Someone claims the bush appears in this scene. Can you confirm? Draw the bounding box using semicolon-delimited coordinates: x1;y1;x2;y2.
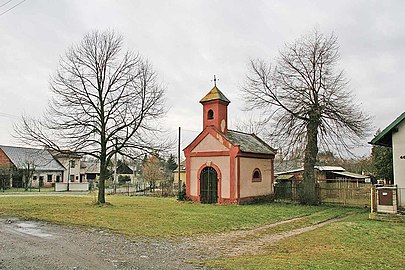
177;183;188;201
118;175;131;184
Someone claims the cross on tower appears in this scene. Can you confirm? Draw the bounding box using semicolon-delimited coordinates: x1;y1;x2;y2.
211;75;218;87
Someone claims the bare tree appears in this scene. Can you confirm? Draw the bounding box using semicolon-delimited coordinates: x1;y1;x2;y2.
21;160;36;191
15;30;166;204
232;115;268;138
142;154;164;192
243;29;371;204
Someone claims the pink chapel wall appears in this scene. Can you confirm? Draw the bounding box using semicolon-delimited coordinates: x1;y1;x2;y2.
192;133;230;152
189;156;231;199
239;157;273;198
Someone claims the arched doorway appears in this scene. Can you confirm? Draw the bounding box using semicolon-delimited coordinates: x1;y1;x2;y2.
200;167;218;204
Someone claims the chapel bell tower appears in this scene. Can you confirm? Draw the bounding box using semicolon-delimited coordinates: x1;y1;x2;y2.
200;76;230;133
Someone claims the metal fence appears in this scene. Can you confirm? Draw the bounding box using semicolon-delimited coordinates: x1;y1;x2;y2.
105;181;177;197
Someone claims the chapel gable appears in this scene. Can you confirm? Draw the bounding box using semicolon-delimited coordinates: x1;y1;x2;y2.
192;133;230;152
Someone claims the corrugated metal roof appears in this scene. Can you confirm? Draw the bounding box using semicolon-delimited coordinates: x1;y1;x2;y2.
331;171;369;179
277;165;346;175
223;130;276;155
199;86;230;103
0;145;65;171
276;174;294;180
315;166;345;171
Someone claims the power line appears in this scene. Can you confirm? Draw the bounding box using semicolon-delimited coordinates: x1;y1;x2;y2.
0;0;26;17
182;128;200;133
0;0;13;8
0;112;19;119
168;128;200;134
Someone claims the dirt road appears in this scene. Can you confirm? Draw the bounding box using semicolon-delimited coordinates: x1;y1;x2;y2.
0;218;209;270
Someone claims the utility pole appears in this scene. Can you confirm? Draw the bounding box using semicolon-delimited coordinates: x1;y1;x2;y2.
178;127;182;195
67;159;71;191
114;137;118;194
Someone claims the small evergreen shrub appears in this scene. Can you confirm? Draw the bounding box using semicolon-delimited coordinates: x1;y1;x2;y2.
177;183;188;201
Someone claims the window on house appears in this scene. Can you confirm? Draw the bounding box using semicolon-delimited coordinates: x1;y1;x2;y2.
47;175;52;182
252;168;262;182
207;109;214;120
56;175;61;182
70;175;74;182
33;176;37;181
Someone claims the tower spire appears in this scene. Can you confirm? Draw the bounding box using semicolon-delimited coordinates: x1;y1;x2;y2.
200;78;230;133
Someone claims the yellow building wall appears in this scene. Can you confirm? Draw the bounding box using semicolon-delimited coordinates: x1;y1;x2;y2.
173;171;186;185
239;157;273;198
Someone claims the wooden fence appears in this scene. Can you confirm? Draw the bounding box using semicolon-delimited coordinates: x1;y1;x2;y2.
274;180;371;207
318;182;371;207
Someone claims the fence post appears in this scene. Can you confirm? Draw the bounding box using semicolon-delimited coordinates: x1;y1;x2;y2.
343;180;347;206
370;185;375;213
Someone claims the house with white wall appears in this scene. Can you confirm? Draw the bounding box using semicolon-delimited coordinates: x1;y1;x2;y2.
370;112;405;207
0;145;100;191
0;145;65;188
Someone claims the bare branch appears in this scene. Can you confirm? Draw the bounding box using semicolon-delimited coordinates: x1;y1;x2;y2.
242;29;371;204
14;30;167;203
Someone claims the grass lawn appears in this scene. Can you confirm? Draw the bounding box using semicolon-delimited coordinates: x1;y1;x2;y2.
0;195;351;237
206;212;405;270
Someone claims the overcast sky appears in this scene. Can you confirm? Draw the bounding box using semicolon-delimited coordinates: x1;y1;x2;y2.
0;0;404;157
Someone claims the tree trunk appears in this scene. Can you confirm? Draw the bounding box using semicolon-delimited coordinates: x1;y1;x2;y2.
24;175;28;191
301;114;320;205
98;147;107;204
98;97;107;204
98;162;107;204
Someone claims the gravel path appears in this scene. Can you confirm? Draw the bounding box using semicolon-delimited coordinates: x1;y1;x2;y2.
186;216;345;258
0;218;213;270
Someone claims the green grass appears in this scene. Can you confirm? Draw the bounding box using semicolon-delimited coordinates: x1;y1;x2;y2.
206;213;405;270
0;195;338;237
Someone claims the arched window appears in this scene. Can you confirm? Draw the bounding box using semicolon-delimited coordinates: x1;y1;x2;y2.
252;168;262;182
207;109;214;120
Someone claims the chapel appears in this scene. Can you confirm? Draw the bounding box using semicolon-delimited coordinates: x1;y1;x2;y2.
183;82;276;204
